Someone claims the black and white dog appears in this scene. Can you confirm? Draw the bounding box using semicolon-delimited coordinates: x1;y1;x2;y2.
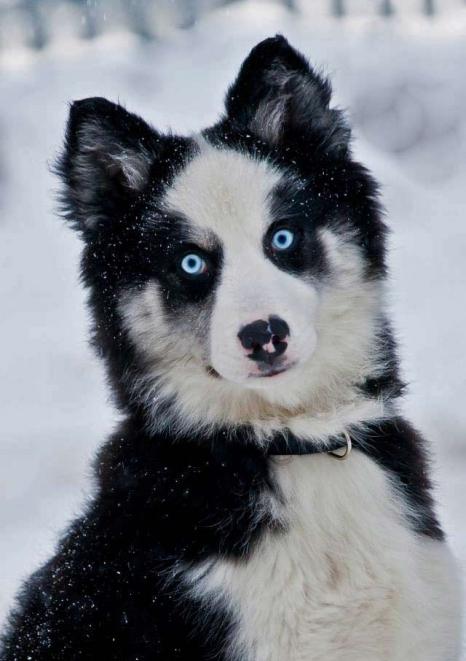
1;36;461;660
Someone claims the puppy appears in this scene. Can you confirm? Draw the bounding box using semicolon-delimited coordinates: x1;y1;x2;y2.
1;36;461;661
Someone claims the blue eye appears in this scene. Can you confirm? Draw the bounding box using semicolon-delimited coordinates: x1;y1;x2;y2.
180;253;207;276
271;228;295;251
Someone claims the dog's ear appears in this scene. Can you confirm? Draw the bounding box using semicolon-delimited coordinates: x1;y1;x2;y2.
56;97;162;234
225;35;350;156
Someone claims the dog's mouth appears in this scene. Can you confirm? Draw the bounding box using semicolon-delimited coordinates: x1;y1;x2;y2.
257;366;289;378
206;365;222;379
205;363;295;381
248;360;297;379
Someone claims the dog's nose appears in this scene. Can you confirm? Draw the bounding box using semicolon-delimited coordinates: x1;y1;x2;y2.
238;316;290;364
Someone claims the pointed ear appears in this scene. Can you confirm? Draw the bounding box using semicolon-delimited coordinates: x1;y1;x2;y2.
56;97;162;233
225;35;350;156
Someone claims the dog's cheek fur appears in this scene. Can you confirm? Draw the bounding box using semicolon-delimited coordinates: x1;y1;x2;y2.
118;280;214;390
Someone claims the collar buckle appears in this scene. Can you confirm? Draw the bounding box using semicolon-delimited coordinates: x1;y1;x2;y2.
328;430;352;460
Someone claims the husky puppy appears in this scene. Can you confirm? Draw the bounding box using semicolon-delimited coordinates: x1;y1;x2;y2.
1;36;461;661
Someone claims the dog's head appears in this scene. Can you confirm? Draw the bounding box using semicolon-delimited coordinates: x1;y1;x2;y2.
58;36;397;438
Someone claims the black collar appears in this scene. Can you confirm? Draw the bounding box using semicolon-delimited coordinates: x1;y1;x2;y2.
267;431;351;457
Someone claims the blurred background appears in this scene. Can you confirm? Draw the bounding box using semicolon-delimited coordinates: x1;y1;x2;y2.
0;0;465;648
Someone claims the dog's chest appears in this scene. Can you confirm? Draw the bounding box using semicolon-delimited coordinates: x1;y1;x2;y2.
189;452;417;661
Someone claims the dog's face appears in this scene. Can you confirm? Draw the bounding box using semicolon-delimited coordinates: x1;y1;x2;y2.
58;36;389;436
160;144;320;385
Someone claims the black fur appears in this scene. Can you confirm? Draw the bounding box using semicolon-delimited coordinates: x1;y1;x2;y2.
224;35;350;157
1;36;442;660
1;421;276;660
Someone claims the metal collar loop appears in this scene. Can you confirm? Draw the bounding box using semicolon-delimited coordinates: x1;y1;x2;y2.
328;430;352;460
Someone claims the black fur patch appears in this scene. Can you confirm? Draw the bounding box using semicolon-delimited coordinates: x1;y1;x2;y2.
358;319;405;401
56;97;172;235
357;418;444;541
264;178;330;279
0;421;278;660
224;35;350;157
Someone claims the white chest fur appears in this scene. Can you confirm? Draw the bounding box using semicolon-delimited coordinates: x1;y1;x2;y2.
186;451;461;661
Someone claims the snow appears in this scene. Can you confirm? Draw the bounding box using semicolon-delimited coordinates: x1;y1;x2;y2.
0;0;465;648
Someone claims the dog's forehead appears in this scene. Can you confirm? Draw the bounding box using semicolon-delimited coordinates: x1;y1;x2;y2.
163;141;281;246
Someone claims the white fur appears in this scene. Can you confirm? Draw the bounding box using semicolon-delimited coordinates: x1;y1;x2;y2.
164;139;281;241
184;452;462;661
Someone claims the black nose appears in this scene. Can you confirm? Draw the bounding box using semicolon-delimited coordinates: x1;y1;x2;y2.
238;316;290;364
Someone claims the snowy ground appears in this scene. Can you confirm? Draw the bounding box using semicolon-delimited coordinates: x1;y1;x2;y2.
0;0;465;649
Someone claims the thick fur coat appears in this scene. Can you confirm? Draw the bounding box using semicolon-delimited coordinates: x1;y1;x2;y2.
0;36;461;660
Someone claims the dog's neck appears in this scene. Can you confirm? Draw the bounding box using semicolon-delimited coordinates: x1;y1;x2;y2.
129;369;394;450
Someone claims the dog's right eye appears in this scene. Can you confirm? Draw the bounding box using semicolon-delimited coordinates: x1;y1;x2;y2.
271;228;295;252
179;253;208;278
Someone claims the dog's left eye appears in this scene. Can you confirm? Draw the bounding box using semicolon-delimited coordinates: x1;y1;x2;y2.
180;253;207;277
271;228;295;251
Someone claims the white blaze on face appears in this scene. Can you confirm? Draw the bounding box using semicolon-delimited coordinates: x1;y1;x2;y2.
164;141;319;386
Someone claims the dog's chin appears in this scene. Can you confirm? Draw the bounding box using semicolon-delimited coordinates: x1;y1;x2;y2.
248;361;297;380
206;359;299;388
244;360;301;393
